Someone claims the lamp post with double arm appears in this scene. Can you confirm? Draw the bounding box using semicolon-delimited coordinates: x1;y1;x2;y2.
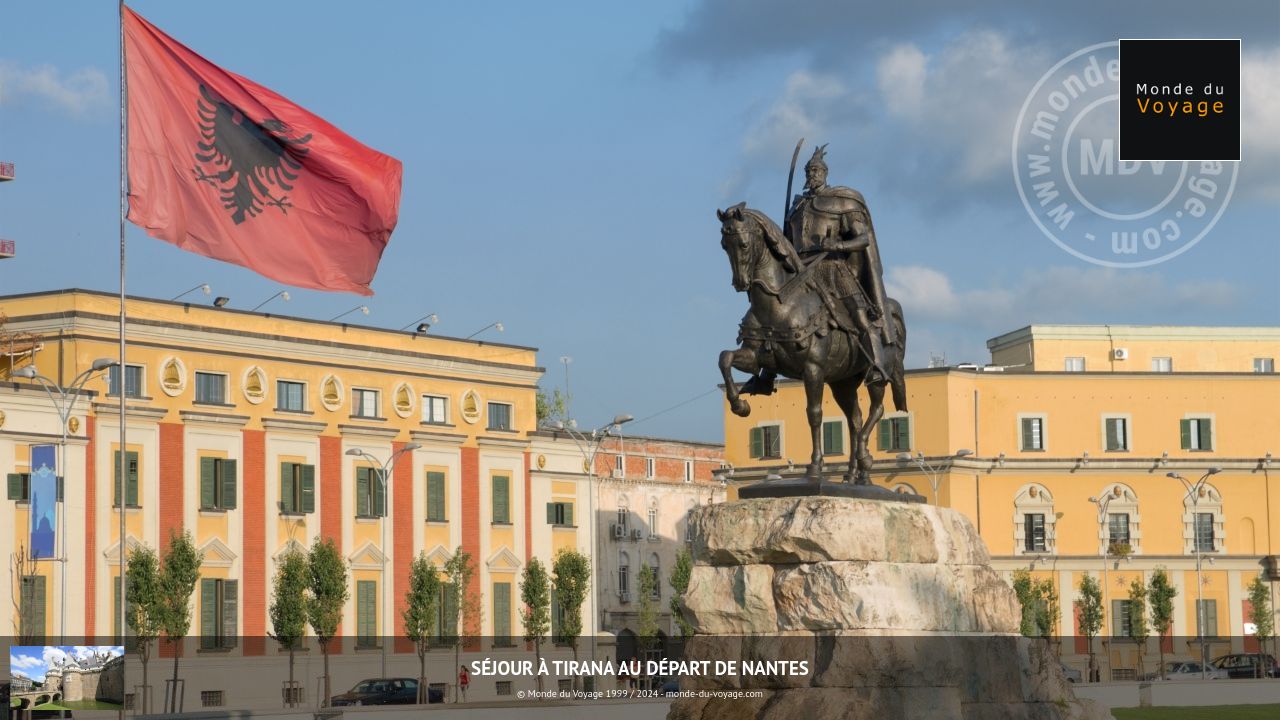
1167;467;1222;678
895;449;973;504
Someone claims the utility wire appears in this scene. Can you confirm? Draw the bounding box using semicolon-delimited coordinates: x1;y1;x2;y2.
628;385;722;428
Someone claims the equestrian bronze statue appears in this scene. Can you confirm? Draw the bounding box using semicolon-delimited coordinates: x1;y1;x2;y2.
718;144;910;495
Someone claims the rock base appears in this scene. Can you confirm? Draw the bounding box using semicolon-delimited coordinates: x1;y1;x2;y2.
668;497;1112;720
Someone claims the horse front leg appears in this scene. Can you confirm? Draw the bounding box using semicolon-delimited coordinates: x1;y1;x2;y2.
802;363;825;482
719;347;759;418
857;381;887;485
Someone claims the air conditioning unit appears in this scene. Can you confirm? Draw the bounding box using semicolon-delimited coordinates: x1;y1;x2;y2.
1112;348;1129;360
612;469;626;479
612;524;625;540
631;529;643;541
618;590;631;603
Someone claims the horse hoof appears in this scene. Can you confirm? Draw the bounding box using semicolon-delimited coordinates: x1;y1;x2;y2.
731;399;751;417
842;473;855;484
855;471;872;486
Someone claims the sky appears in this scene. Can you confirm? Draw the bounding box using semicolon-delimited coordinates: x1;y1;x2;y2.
10;646;123;683
0;1;1276;443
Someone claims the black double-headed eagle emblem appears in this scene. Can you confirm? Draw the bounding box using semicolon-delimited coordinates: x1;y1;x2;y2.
192;84;312;224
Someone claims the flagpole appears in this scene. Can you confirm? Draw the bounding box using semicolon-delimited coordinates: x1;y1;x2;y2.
117;4;129;709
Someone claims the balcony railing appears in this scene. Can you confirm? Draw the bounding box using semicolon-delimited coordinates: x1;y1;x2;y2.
0;161;13;180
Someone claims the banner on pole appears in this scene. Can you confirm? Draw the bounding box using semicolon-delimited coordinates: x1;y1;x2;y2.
29;444;57;560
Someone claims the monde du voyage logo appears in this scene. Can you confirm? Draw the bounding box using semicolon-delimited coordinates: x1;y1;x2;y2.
1012;41;1240;268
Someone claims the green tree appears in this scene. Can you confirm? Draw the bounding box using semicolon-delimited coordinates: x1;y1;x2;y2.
159;530;203;713
535;387;569;423
1012;569;1054;638
307;537;349;707
126;544;164;713
1126;577;1150;679
443;546;481;701
269;548;309;706
520;557;551;693
1147;567;1177;679
403;552;441;702
637;565;660;689
552;549;592;690
1247;575;1275;677
668;548;695;637
1078;574;1104;682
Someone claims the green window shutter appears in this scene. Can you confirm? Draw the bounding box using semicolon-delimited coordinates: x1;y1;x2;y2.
546;502;555;525
200;458;217;509
201;579;218;650
894;418;910;451
1198;419;1212;451
749;427;763;459
565;502;574;527
550;586;561;641
8;473;22;500
300;465;316;513
493;475;509;523
280;463;295;513
877;420;890;451
823;421;843;455
56;476;63;502
443;583;458;639
113;450;122;506
222;459;238;510
1021;419;1034;450
494;582;511;644
427;472;445;521
371;469;386;518
21;575;46;641
126;451;139;506
1180;419;1192;450
221;580;238;648
356;467;371;517
1106;419;1119;451
357;580;376;645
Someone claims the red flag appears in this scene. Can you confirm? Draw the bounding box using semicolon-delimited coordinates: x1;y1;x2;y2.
124;6;402;296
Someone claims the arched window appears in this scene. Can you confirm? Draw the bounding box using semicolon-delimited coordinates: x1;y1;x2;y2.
618;550;631;601
647;497;659;540
1096;483;1141;555
616;494;630;537
1183;482;1224;554
648;552;661;600
1013;483;1056;555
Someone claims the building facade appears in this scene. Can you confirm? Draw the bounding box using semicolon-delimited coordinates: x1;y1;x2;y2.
724;325;1280;679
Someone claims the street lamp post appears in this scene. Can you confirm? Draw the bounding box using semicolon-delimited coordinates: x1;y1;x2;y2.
1087;493;1117;683
895;449;973;504
346;442;423;678
14;358;117;645
540;413;633;687
1167;468;1222;678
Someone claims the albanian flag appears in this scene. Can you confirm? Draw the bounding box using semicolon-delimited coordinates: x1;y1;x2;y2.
124;6;402;296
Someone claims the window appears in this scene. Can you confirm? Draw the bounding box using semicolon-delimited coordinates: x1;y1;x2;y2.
1023;514;1046;552
684;460;694;482
422;395;449;424
493;582;512;646
355;466;385;519
200;578;237;649
1104;417;1129;451
487;402;512;431
352;389;379;418
1180;418;1213;451
1194;513;1215;552
276;380;305;411
550;584;571;644
279;462;316;514
496;681;513;696
20;575;45;642
107;364;144;398
492;475;510;523
194;372;226;403
1064;357;1085;372
822;420;844;455
618;564;630;599
558;679;573;692
547;501;573;526
200;691;225;708
615;454;624;474
426;471;446;522
1151;357;1172;373
645;457;655;478
647;507;658;539
749;425;782;459
1196;599;1218;637
199;457;238;511
1108;513;1131;547
1255;358;1274;373
877;416;911;452
6;472;31;502
435;583;458;645
113;450;140;507
1111;599;1132;637
1020;417;1045;451
616;507;629;534
356;580;377;648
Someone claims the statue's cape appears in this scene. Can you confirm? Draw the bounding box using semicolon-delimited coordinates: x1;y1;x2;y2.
810;186;867;214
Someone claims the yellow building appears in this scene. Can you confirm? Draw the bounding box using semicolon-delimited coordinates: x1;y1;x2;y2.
0;288;596;704
724;325;1280;679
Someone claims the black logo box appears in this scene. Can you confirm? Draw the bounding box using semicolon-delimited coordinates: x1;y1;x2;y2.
1119;39;1241;162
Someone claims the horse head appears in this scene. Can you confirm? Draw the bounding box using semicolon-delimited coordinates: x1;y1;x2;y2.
718;203;798;294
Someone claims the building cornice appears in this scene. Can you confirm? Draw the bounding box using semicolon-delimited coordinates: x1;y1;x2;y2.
261;417;328;435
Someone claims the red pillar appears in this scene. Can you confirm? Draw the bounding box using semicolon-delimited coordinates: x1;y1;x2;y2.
461;446;481;650
242;429;266;655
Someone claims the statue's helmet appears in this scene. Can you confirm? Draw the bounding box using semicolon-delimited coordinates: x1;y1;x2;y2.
804;144;829;174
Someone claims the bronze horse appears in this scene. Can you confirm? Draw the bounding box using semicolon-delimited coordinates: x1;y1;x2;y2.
716;203;907;484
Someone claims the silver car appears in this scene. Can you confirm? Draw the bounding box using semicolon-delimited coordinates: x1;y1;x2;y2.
1145;661;1229;681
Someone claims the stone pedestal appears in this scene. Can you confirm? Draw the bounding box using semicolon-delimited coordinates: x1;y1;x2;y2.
668;497;1112;720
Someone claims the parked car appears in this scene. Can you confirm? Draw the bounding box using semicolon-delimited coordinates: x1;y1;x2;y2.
1143;661;1229;681
1211;653;1279;679
1058;662;1082;683
329;678;442;706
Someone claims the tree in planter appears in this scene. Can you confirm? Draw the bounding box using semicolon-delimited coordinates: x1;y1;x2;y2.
1012;569;1056;640
552;549;591;691
126;544;165;713
520;557;551;693
1246;576;1275;678
636;565;661;690
1147;568;1177;680
159;530;203;714
10;544;41;646
442;546;481;702
269;548;309;707
669;548;694;637
1078;574;1104;682
403;552;441;703
1125;577;1149;679
306;538;349;707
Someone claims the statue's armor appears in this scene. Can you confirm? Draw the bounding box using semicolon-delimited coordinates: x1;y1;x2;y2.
786;186;871;307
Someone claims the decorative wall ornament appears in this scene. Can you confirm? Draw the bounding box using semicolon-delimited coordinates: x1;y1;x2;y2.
393;383;414;418
320;375;343;411
459;389;481;424
0;409;6;429
536;454;547;469
159;356;187;396
68;416;80;434
242;366;267;404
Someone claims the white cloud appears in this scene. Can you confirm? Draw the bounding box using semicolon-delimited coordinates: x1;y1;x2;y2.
11;654;43;670
877;45;927;116
0;61;109;116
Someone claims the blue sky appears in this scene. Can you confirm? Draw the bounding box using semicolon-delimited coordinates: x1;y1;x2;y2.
10;646;123;683
0;1;1276;442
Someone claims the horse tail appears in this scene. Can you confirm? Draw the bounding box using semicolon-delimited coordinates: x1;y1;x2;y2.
888;298;908;412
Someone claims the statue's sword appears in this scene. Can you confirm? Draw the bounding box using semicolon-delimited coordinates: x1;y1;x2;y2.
784;137;805;225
